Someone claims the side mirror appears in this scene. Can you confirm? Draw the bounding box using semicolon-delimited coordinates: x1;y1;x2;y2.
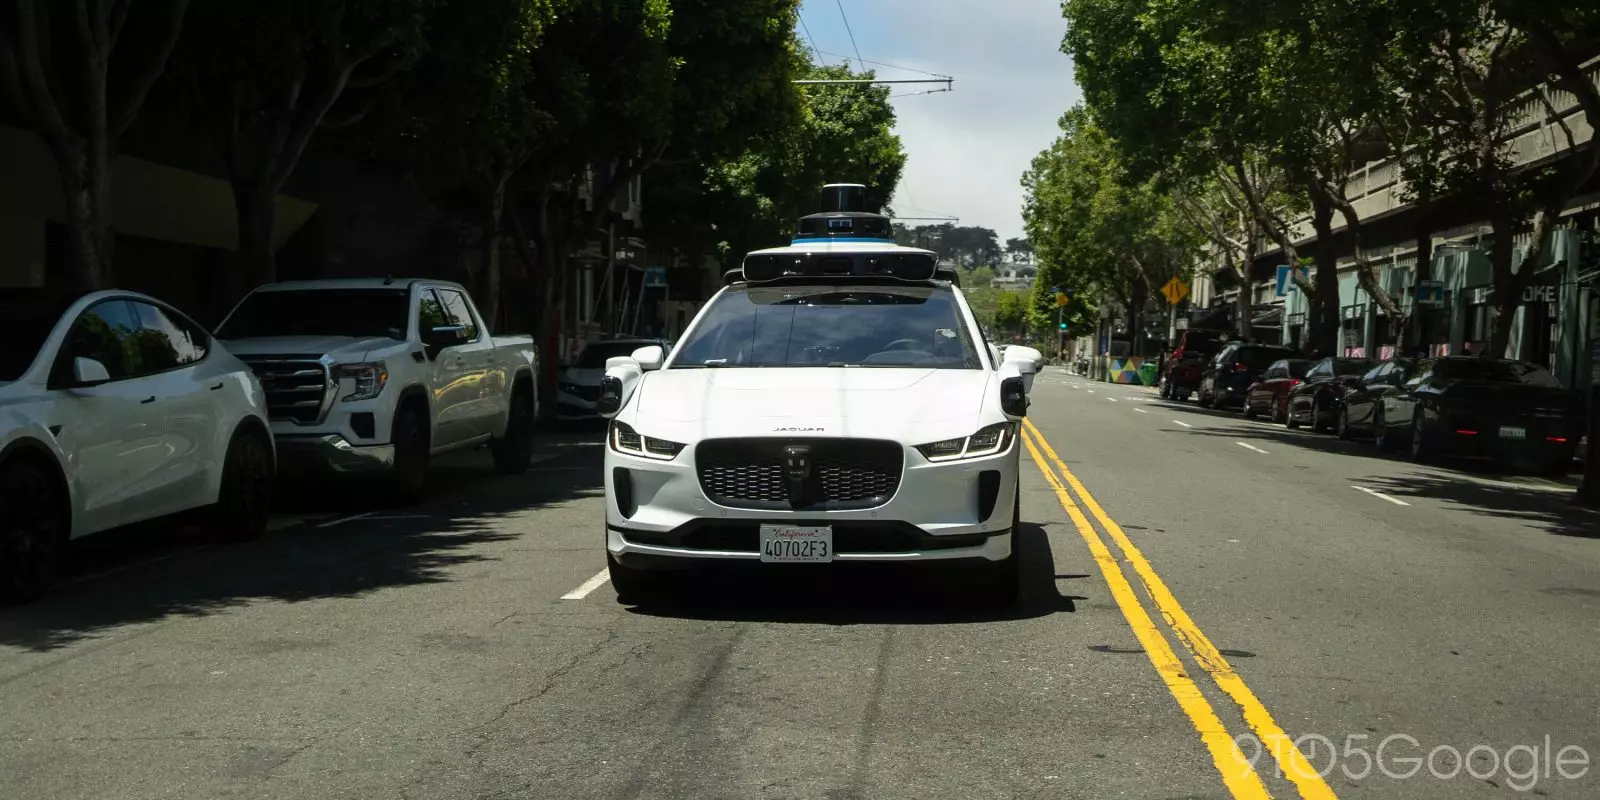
423;325;467;348
73;357;112;387
596;375;624;415
632;344;665;371
1000;375;1028;417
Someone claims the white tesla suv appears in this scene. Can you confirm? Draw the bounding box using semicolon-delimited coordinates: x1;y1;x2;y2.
595;197;1041;607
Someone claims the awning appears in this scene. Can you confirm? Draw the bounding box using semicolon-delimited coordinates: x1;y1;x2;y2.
1251;307;1284;326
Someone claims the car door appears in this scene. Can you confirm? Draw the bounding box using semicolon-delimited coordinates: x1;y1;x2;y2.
1346;363;1389;427
47;299;173;535
1386;361;1430;432
129;300;219;512
1204;345;1235;398
1251;362;1284;410
435;286;496;439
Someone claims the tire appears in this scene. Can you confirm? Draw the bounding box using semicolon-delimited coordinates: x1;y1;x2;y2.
389;403;431;504
490;387;536;474
1243;399;1259;420
976;492;1023;609
1198;390;1214;409
1408;414;1431;462
1285;400;1301;429
0;457;68;604
1337;405;1353;440
1374;408;1394;451
208;427;276;543
1312;400;1332;434
608;551;663;604
1271;398;1287;424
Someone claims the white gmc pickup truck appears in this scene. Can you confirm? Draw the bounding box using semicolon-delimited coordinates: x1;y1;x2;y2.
216;278;539;499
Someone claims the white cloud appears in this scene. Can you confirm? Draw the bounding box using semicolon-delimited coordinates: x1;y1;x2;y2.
800;0;1081;241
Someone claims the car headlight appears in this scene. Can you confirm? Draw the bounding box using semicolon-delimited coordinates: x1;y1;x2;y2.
609;420;685;460
336;362;388;401
915;422;1016;462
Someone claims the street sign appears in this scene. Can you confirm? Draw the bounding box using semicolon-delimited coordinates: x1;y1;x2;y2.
1160;277;1190;306
1416;279;1445;305
1055;292;1069;307
1175;317;1189;330
1275;265;1308;296
643;266;667;288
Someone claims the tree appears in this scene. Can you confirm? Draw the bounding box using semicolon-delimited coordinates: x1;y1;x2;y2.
0;0;191;291
172;0;434;294
1022;107;1199;357
1004;237;1033;262
894;223;1001;269
378;0;564;328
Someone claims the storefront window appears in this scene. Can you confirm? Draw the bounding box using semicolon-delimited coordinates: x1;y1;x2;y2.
1340;305;1364;357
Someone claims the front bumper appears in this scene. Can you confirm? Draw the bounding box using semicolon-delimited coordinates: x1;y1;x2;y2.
274;433;395;475
604;434;1021;566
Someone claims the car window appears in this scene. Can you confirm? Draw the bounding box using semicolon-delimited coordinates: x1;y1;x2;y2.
1305;360;1330;379
1286;360;1312;378
1236;347;1295;370
435;288;480;340
63;300;142;381
1359;363;1386;384
1334;358;1375;376
1433;359;1563;387
418;289;450;333
670;284;983;369
130;301;208;367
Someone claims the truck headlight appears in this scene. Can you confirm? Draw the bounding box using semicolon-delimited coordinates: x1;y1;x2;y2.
336;362;388;401
609;421;684;460
915;422;1016;462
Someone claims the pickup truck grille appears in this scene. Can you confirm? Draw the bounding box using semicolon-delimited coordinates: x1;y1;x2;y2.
240;355;333;425
695;438;903;510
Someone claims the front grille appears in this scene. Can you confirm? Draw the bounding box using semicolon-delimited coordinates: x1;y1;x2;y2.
696;438;903;510
241;355;333;424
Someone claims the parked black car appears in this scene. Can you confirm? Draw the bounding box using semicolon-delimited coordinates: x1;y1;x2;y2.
1378;357;1585;473
1198;343;1304;410
1338;358;1418;442
1285;356;1377;432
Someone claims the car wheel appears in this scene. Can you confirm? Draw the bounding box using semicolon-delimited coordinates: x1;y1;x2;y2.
608;551;663;605
0;457;67;604
977;492;1023;609
490;388;536;474
1337;405;1353;440
389;404;431;504
1243;399;1259;419
1374;408;1394;451
1271;398;1287;424
208;427;276;543
1198;390;1214;409
1408;414;1431;462
1285;400;1301;429
1311;399;1330;433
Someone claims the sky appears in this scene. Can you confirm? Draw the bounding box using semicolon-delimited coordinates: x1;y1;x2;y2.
796;0;1082;242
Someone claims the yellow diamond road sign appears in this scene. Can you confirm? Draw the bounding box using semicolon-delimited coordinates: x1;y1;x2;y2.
1055;292;1069;307
1161;277;1190;306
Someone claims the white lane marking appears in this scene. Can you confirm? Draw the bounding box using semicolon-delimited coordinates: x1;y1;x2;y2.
1236;442;1269;454
1087;390;1095;394
1107;397;1118;403
561;569;612;600
1173;420;1193;428
317;511;376;528
1135;408;1148;414
1352;486;1411;506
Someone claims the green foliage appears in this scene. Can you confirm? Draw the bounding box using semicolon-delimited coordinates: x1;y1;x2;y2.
894;224;1002;269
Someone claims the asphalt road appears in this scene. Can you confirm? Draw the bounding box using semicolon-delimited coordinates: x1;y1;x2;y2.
3;371;1598;799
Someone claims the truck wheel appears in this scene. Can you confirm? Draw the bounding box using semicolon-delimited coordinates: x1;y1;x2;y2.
390;404;431;504
208;427;275;543
0;457;67;604
490;388;536;474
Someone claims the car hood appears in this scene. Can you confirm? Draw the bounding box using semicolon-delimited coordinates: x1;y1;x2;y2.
630;367;995;440
217;335;406;362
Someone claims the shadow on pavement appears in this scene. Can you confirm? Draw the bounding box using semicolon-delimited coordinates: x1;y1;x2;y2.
623;523;1079;624
0;445;604;653
1354;471;1599;539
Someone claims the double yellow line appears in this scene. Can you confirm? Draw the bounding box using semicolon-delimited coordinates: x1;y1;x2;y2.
1019;418;1338;800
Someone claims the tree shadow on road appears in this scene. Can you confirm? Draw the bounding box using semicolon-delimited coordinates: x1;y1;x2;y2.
1353;471;1599;539
622;524;1080;625
0;446;605;653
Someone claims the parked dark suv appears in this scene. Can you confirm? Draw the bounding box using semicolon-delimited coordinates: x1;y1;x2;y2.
1198;343;1304;410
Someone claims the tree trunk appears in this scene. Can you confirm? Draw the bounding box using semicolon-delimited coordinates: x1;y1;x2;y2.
54;141;114;291
1487;210;1519;358
477;174;509;332
1307;191;1340;357
232;181;278;298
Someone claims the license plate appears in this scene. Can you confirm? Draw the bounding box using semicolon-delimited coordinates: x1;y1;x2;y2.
759;525;833;563
1499;426;1526;440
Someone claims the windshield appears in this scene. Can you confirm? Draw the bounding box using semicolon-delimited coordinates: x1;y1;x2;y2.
575;342;659;369
216;289;411;341
0;294;74;381
1434;359;1563;387
670;284;982;369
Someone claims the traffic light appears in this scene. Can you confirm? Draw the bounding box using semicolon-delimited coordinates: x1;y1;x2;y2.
1058;322;1067;330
